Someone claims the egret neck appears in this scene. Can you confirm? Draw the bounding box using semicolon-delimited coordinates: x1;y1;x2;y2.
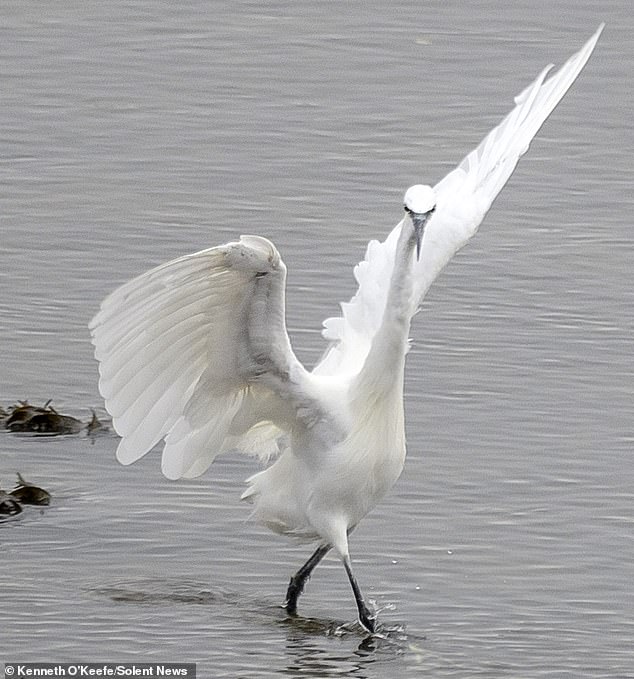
353;195;435;401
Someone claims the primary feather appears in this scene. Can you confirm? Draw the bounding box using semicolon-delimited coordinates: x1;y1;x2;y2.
314;23;603;378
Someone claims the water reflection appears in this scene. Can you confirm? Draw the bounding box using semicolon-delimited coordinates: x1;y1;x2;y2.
94;578;259;610
282;633;376;678
94;579;414;678
280;621;413;678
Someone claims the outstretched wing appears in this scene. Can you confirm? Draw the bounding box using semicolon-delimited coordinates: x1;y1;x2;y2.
313;25;603;378
90;235;321;480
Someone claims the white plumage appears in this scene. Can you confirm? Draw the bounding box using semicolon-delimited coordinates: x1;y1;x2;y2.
90;26;603;633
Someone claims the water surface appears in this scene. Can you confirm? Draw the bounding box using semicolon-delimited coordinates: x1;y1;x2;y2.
1;1;632;677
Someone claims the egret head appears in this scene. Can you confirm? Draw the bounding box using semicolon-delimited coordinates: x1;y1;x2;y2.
404;184;436;260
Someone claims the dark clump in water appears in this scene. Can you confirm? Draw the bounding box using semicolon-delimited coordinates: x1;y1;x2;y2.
86;409;110;437
4;401;51;428
0;489;22;516
10;473;51;506
5;400;83;435
1;400;109;436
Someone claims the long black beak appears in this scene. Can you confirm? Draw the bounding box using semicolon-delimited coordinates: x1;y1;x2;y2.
410;209;434;260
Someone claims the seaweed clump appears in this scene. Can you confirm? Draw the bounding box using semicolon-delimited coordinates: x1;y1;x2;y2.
3;400;82;435
1;401;110;437
0;474;51;521
10;472;51;506
0;489;22;516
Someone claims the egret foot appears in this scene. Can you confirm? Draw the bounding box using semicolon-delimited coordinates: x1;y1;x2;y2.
357;602;377;635
284;573;304;615
343;555;377;635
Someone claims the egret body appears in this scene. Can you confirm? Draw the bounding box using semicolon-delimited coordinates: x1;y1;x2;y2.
90;26;603;633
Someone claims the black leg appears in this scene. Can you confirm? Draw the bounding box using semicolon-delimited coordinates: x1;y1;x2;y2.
343;555;376;634
285;543;332;615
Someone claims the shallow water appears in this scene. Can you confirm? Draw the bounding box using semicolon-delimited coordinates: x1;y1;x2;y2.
1;1;633;677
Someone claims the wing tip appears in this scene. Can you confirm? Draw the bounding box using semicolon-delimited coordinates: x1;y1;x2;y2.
115;437;150;467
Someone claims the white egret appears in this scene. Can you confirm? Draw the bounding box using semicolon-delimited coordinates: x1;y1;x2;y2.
90;26;603;633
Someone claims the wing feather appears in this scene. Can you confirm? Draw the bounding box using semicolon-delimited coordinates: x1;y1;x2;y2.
314;25;603;377
90;235;318;479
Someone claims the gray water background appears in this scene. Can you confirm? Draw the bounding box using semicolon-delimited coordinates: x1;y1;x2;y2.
1;1;632;676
